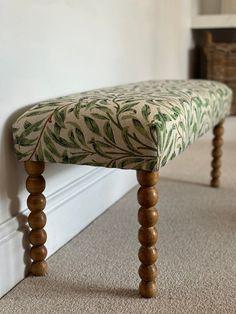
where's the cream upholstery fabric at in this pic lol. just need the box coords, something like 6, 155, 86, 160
12, 80, 232, 171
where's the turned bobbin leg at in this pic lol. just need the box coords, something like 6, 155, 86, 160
210, 120, 224, 188
24, 161, 48, 276
137, 170, 158, 298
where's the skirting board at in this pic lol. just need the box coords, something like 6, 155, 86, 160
0, 167, 137, 298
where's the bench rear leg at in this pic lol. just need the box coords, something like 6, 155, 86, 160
211, 120, 224, 188
137, 170, 158, 298
24, 161, 48, 276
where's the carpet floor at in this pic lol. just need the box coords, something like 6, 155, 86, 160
2, 118, 236, 314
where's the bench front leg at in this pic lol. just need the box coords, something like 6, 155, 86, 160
137, 170, 158, 298
211, 120, 224, 188
24, 161, 48, 276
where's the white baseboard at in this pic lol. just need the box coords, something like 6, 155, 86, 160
0, 168, 136, 298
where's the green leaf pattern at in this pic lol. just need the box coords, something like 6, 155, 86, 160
12, 80, 232, 171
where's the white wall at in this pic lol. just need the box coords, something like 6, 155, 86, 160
200, 0, 221, 14
154, 0, 192, 79
0, 0, 192, 297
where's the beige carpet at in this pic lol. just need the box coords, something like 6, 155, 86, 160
2, 118, 236, 314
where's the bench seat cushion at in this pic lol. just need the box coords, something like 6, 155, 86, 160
12, 80, 232, 171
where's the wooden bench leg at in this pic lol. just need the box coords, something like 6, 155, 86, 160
137, 170, 158, 298
210, 120, 224, 188
24, 161, 48, 276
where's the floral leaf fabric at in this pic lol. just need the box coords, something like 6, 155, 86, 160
12, 80, 232, 171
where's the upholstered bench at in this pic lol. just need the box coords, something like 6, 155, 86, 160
12, 80, 232, 298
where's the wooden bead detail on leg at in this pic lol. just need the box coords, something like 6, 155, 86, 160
24, 161, 48, 276
137, 170, 159, 298
210, 120, 224, 188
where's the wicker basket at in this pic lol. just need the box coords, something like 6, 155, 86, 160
203, 32, 236, 115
